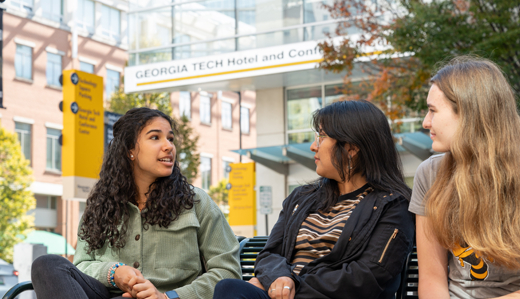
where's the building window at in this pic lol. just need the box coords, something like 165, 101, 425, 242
101, 5, 120, 39
15, 44, 32, 80
106, 69, 120, 98
201, 156, 212, 190
15, 122, 31, 163
222, 160, 232, 180
200, 95, 211, 124
10, 0, 33, 12
179, 92, 191, 119
35, 195, 57, 210
77, 0, 95, 33
46, 128, 61, 171
41, 0, 62, 22
240, 107, 250, 134
79, 202, 86, 222
287, 86, 323, 144
80, 61, 94, 73
46, 52, 62, 87
222, 101, 232, 130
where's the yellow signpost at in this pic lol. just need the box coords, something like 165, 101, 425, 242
228, 162, 256, 237
62, 70, 104, 200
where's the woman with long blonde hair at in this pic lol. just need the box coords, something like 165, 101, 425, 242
410, 56, 520, 298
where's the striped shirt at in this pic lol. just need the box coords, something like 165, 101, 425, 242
291, 185, 373, 275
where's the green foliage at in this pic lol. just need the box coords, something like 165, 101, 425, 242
320, 0, 520, 119
0, 127, 35, 263
389, 0, 520, 99
208, 179, 229, 206
107, 88, 200, 183
174, 115, 200, 184
109, 87, 172, 116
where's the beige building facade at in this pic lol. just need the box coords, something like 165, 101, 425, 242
0, 0, 129, 250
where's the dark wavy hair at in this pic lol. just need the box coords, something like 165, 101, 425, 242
79, 107, 196, 253
308, 100, 411, 211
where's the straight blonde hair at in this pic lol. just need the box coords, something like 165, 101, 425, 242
426, 56, 520, 268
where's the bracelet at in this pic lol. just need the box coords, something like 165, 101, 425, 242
107, 263, 126, 288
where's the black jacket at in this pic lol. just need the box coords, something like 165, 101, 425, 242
254, 185, 414, 299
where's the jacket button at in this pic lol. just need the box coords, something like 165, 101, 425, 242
133, 262, 139, 268
135, 234, 140, 241
373, 206, 377, 210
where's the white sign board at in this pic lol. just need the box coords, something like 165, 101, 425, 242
259, 206, 272, 215
124, 40, 329, 93
259, 186, 272, 208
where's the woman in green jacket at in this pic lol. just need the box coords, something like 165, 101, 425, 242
31, 108, 241, 299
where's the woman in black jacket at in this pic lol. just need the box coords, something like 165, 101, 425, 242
214, 100, 414, 299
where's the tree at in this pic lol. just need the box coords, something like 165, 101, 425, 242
207, 179, 229, 207
174, 115, 200, 184
0, 127, 35, 263
319, 0, 520, 129
108, 88, 200, 183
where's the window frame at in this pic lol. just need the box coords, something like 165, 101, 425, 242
200, 95, 212, 125
221, 101, 233, 130
15, 122, 32, 163
105, 69, 120, 98
101, 4, 121, 40
41, 0, 63, 22
46, 52, 62, 87
179, 91, 191, 119
15, 44, 33, 81
240, 106, 250, 134
46, 128, 61, 172
80, 61, 95, 73
77, 0, 95, 33
201, 156, 212, 190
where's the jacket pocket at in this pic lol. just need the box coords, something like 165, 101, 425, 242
371, 226, 410, 278
152, 211, 201, 270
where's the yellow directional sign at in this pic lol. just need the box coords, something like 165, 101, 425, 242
228, 162, 256, 237
62, 70, 104, 200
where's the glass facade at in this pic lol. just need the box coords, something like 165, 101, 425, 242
128, 0, 340, 65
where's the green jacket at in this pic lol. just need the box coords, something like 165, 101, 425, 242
73, 187, 242, 299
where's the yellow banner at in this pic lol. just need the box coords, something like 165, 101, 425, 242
62, 70, 104, 200
228, 162, 256, 234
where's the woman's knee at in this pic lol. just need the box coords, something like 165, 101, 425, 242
214, 279, 252, 299
32, 254, 72, 278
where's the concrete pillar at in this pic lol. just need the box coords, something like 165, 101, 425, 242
13, 243, 47, 299
255, 87, 286, 236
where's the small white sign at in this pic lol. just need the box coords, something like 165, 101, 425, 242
259, 207, 272, 215
259, 186, 272, 208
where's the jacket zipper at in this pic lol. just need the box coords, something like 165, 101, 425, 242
378, 228, 398, 263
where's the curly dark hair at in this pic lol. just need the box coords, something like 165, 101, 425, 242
78, 107, 196, 253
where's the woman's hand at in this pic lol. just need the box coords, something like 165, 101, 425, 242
122, 277, 167, 299
247, 277, 266, 290
114, 265, 144, 295
267, 276, 295, 299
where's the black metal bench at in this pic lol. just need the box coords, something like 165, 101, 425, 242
3, 236, 416, 299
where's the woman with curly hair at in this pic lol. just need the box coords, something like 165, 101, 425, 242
31, 107, 241, 299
